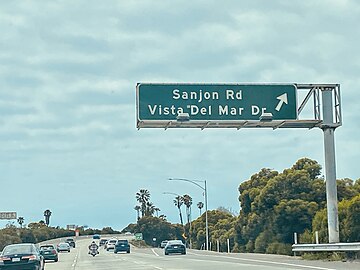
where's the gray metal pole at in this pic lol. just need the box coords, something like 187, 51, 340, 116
322, 88, 339, 243
205, 180, 209, 251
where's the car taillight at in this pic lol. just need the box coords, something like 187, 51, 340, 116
0, 257, 11, 262
22, 255, 37, 261
52, 250, 57, 254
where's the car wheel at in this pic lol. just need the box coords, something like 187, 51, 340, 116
165, 252, 169, 255
68, 250, 70, 253
55, 258, 58, 262
127, 250, 130, 254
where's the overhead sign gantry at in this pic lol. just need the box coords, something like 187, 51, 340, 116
136, 83, 341, 130
136, 83, 342, 244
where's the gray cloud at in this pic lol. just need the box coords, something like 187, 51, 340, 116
0, 0, 359, 229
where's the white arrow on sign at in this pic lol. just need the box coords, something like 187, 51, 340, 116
275, 93, 288, 111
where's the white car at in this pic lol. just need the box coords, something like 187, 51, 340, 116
57, 242, 71, 252
160, 240, 168, 248
106, 239, 117, 251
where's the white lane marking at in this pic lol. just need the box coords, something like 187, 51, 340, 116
151, 248, 160, 257
133, 259, 163, 269
71, 250, 79, 269
187, 252, 336, 270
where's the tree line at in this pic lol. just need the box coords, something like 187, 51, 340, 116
0, 221, 120, 251
130, 158, 359, 254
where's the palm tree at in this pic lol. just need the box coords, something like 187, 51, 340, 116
134, 205, 141, 221
182, 194, 193, 225
174, 195, 184, 226
197, 202, 204, 216
43, 209, 52, 226
17, 217, 24, 228
154, 207, 160, 217
135, 189, 150, 218
145, 201, 156, 216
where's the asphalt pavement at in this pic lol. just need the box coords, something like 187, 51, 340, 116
43, 237, 360, 270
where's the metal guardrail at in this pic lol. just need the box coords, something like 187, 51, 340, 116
292, 242, 360, 252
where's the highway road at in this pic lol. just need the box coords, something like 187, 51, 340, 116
43, 237, 359, 270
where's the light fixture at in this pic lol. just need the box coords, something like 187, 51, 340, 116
176, 112, 190, 122
259, 112, 273, 121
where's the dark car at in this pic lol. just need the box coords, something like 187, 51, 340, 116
65, 238, 76, 248
164, 240, 186, 255
99, 239, 107, 247
0, 243, 45, 270
39, 244, 58, 262
92, 234, 101, 239
114, 240, 130, 254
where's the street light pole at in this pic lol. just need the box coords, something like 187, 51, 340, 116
204, 180, 209, 251
168, 178, 209, 251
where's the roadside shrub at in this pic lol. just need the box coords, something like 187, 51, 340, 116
266, 242, 292, 255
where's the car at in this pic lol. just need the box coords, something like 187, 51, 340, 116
92, 234, 101, 239
105, 239, 117, 251
39, 244, 58, 262
0, 243, 45, 270
99, 239, 108, 247
160, 240, 168, 248
57, 242, 71, 253
65, 238, 76, 248
164, 240, 186, 255
114, 240, 130, 254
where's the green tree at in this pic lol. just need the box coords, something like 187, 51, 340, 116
145, 201, 155, 217
237, 158, 325, 254
134, 205, 141, 221
136, 216, 183, 246
43, 209, 52, 226
273, 199, 318, 243
197, 202, 204, 216
173, 195, 184, 226
182, 194, 193, 225
136, 189, 150, 218
344, 194, 360, 241
17, 217, 25, 228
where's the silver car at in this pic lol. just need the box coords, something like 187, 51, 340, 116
57, 242, 71, 252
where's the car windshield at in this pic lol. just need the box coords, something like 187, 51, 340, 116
3, 245, 34, 255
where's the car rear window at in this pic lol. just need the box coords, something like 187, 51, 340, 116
3, 245, 34, 255
117, 240, 128, 244
109, 240, 117, 243
40, 245, 54, 250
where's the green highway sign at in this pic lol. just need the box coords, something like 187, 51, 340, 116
134, 233, 143, 241
136, 83, 297, 124
0, 212, 17, 220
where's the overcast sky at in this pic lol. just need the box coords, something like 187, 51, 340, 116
1, 0, 359, 230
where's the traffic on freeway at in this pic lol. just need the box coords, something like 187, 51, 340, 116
35, 237, 358, 270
